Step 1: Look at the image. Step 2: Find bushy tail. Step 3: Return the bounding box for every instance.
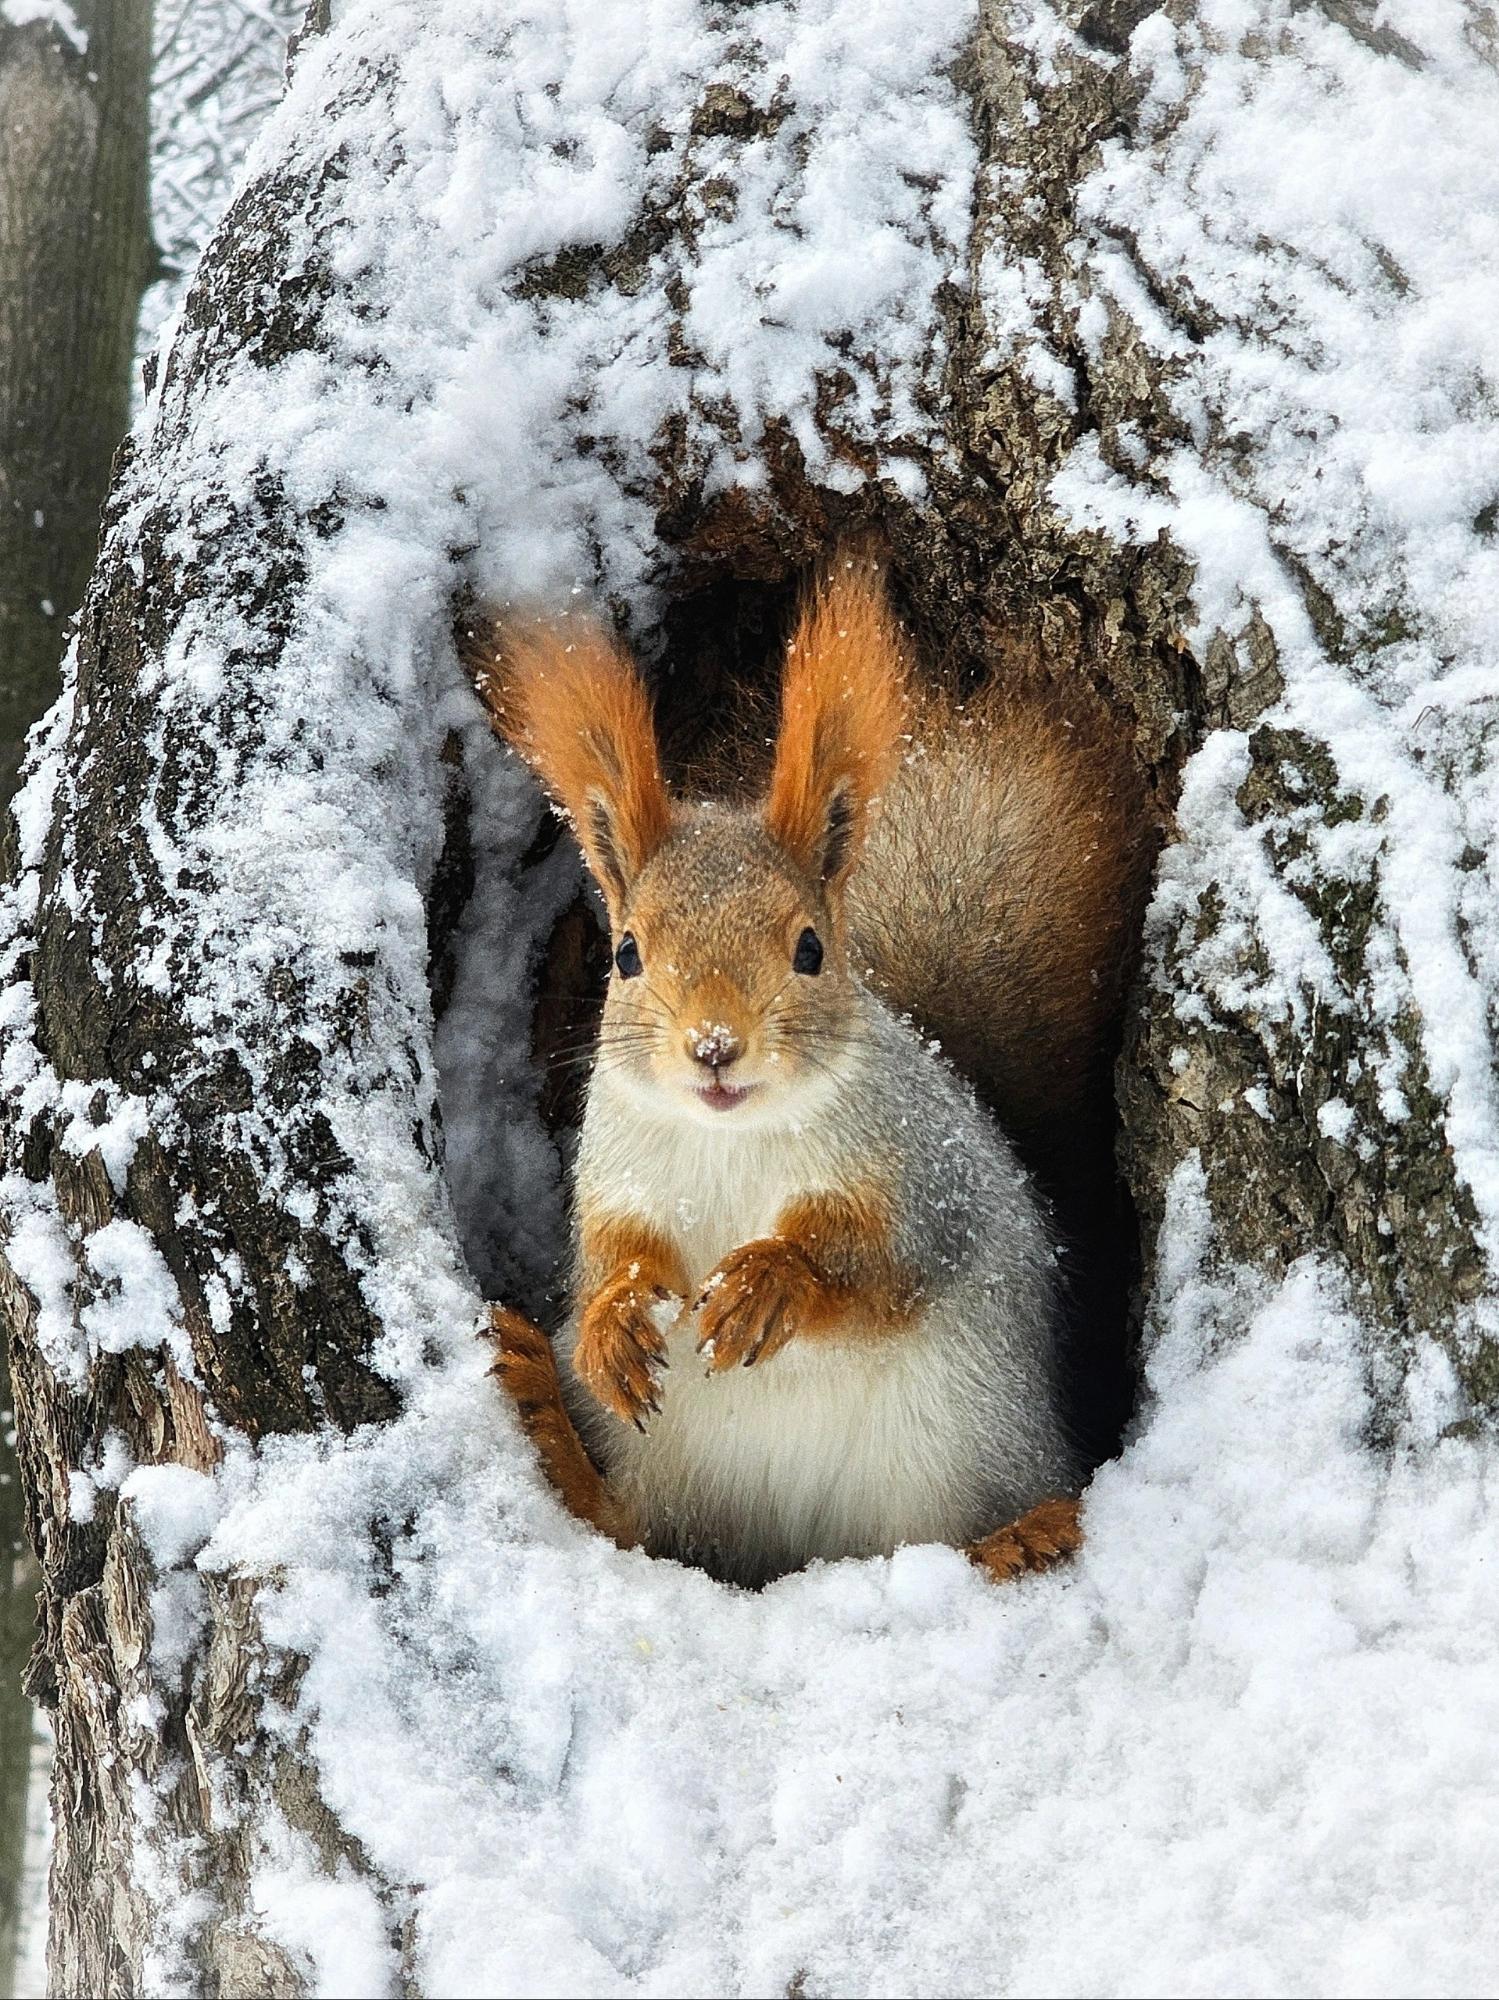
[847,645,1153,1186]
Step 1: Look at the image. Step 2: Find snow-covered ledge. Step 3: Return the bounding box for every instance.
[2,0,1497,1992]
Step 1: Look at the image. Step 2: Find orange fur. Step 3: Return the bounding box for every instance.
[693,1185,922,1371]
[575,1217,690,1428]
[967,1496,1083,1580]
[485,1308,636,1545]
[464,612,672,912]
[765,557,908,886]
[489,1294,1081,1584]
[849,680,1152,1168]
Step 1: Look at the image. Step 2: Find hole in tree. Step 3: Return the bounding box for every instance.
[451,554,1154,1541]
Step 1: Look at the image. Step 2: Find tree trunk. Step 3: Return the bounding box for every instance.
[0,9,154,1990]
[0,0,155,801]
[1,0,1492,1991]
[0,1355,37,2000]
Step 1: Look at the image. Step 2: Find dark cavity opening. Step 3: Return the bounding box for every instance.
[449,556,1152,1486]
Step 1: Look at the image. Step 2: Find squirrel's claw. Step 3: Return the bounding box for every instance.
[741,1298,787,1367]
[575,1280,670,1427]
[694,1240,813,1372]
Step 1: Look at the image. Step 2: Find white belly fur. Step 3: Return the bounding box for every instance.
[569,1091,994,1582]
[601,1309,991,1580]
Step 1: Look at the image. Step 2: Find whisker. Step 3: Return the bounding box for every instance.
[763,970,795,1014]
[611,1000,675,1031]
[543,1032,655,1064]
[543,1033,661,1072]
[640,976,683,1029]
[767,1020,854,1046]
[786,1046,841,1084]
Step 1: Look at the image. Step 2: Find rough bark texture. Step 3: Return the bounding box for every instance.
[3,471,403,1983]
[0,0,156,800]
[0,1357,37,2000]
[0,9,155,1989]
[0,1,1488,1992]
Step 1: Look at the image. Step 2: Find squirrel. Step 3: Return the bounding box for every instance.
[465,554,1149,1589]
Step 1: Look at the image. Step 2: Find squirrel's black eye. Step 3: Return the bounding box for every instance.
[615,932,643,979]
[793,927,823,976]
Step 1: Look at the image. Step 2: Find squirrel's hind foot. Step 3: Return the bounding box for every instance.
[967,1495,1082,1583]
[485,1307,635,1546]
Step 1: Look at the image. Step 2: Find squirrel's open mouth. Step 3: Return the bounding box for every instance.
[697,1080,756,1112]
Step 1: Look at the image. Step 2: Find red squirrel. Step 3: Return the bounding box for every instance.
[465,555,1148,1587]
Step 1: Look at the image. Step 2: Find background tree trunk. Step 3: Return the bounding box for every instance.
[0,1355,37,2000]
[0,10,154,1992]
[1,0,1492,1990]
[0,0,155,800]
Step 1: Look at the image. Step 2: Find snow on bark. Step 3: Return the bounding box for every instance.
[1,0,1497,1993]
[1058,0,1499,1399]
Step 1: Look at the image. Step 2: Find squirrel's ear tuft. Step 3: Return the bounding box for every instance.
[463,611,672,911]
[765,555,907,890]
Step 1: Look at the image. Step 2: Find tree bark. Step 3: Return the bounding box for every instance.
[0,0,155,801]
[0,0,1490,1991]
[0,1356,37,2000]
[0,10,154,1990]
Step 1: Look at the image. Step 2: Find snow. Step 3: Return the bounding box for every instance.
[247,1854,393,2000]
[0,1195,190,1387]
[55,1080,151,1191]
[119,1464,216,1569]
[3,1194,84,1384]
[1150,729,1346,1033]
[199,1182,1499,1999]
[1,0,1498,1992]
[1318,1096,1355,1145]
[1048,0,1499,1259]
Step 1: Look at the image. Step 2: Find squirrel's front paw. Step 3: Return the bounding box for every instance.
[694,1239,821,1372]
[575,1276,673,1428]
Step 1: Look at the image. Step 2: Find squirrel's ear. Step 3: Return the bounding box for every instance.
[765,557,907,891]
[465,612,671,912]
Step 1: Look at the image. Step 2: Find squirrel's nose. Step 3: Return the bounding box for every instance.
[687,1025,743,1072]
